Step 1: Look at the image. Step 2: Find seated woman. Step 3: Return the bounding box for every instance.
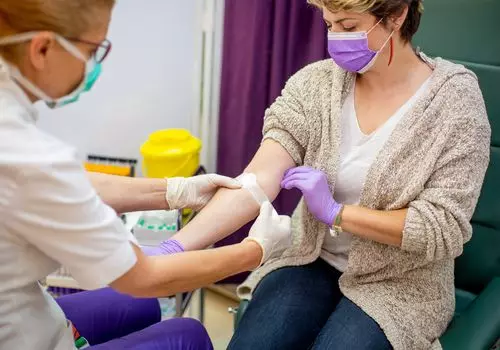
[171,0,491,348]
[0,0,292,349]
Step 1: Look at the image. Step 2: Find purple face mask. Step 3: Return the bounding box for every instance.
[328,19,393,73]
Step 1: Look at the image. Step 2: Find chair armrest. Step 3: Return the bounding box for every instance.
[441,278,500,350]
[235,299,250,329]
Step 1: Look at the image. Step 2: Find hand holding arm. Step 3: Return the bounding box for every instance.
[282,166,404,247]
[245,201,292,266]
[171,140,295,251]
[141,200,291,263]
[166,174,241,211]
[87,172,240,215]
[281,166,342,226]
[112,201,292,297]
[171,65,314,251]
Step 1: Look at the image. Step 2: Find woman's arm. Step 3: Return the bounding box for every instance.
[87,172,168,214]
[111,241,262,297]
[341,206,407,246]
[281,166,407,247]
[171,63,316,250]
[112,201,292,297]
[171,139,296,251]
[283,111,490,260]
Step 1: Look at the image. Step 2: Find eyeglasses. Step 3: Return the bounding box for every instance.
[66,38,113,63]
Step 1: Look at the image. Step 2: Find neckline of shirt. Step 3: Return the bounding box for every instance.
[349,76,432,139]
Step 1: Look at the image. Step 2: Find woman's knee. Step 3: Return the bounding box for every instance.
[253,260,339,299]
[229,262,342,350]
[311,298,392,350]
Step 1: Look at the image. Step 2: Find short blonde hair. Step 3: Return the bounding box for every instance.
[308,0,424,42]
[309,0,379,13]
[0,0,115,61]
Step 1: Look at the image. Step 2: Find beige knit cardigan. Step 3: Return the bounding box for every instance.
[237,53,491,349]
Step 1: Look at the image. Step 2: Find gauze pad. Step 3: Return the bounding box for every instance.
[236,173,269,205]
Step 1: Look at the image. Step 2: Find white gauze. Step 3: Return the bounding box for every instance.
[236,173,269,206]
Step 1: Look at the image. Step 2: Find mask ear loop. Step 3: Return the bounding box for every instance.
[367,18,394,66]
[7,64,55,104]
[55,36,87,62]
[388,37,394,66]
[366,18,384,35]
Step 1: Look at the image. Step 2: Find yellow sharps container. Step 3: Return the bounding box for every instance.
[140,129,202,178]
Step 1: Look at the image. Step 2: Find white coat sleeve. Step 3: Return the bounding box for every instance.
[6,139,138,290]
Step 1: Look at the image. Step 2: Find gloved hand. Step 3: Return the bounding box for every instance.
[167,174,241,211]
[245,201,292,266]
[141,239,184,257]
[281,166,341,226]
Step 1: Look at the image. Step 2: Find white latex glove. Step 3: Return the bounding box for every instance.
[166,174,241,211]
[245,201,292,266]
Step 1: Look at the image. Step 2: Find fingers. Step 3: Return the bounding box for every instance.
[259,201,274,217]
[209,174,242,189]
[279,215,291,228]
[284,166,314,178]
[280,174,309,189]
[258,202,280,224]
[281,179,307,191]
[282,173,310,182]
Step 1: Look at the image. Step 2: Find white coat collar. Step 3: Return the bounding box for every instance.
[0,56,39,122]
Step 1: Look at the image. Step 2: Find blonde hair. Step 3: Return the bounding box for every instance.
[0,0,115,61]
[308,0,424,42]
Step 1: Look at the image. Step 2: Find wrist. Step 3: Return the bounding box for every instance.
[139,177,169,210]
[242,238,264,269]
[324,199,342,226]
[331,204,345,234]
[164,177,185,210]
[154,178,169,210]
[159,239,185,255]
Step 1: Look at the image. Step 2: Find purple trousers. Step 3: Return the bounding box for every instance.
[56,288,213,350]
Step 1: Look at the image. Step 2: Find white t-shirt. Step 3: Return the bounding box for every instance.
[0,60,138,350]
[321,78,430,272]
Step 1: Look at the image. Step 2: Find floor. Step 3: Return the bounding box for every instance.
[184,287,239,350]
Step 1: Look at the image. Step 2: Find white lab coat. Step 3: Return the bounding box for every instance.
[0,58,138,350]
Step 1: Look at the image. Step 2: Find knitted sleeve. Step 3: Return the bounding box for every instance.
[262,64,318,166]
[402,75,491,261]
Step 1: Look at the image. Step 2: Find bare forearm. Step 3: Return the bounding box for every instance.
[173,187,260,250]
[112,241,262,297]
[148,241,261,297]
[172,140,295,250]
[341,205,407,246]
[87,172,168,214]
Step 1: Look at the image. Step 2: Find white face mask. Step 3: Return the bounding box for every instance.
[0,32,102,109]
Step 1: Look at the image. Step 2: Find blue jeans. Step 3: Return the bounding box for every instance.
[229,259,392,350]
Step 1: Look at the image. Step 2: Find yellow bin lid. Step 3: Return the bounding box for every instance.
[140,129,202,159]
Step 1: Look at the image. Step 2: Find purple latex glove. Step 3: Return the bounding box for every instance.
[281,166,342,226]
[141,239,185,257]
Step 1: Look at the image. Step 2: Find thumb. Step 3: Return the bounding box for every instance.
[209,175,242,189]
[259,201,274,218]
[279,215,291,230]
